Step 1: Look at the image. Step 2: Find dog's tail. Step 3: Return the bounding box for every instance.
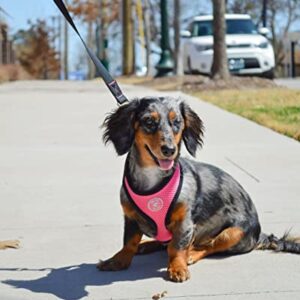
[256,231,300,254]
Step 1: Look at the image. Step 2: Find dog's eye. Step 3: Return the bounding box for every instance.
[142,118,157,132]
[172,118,182,133]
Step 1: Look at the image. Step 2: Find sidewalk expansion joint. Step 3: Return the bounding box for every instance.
[225,157,260,183]
[110,289,300,300]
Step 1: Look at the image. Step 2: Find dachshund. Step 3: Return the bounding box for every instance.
[98,96,300,282]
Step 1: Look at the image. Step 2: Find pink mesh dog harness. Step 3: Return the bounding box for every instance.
[124,163,182,242]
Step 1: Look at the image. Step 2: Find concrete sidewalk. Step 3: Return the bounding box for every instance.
[275,78,300,89]
[0,80,299,300]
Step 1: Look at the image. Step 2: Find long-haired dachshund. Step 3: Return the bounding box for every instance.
[98,96,300,282]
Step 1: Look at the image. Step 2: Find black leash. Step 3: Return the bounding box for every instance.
[53,0,128,105]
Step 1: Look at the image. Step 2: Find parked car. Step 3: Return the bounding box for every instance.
[182,14,275,78]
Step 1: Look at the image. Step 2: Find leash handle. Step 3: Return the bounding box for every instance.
[53,0,128,105]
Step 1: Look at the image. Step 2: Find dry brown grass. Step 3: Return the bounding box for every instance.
[0,64,32,83]
[194,88,300,141]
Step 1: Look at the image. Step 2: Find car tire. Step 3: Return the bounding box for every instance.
[262,68,275,79]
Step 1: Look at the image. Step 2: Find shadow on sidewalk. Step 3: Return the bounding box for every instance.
[1,253,167,300]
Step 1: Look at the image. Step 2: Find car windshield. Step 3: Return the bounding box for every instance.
[192,19,257,36]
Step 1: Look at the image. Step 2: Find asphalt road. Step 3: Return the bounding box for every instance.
[0,80,300,300]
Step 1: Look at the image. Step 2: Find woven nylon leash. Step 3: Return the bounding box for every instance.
[53,0,128,105]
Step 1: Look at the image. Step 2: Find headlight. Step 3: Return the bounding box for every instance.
[256,41,269,49]
[194,44,212,52]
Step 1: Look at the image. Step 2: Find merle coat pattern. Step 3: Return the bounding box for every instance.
[99,96,300,282]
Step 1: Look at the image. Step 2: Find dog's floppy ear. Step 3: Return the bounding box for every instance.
[103,99,139,155]
[180,102,204,156]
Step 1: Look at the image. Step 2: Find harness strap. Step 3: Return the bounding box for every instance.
[53,0,128,105]
[123,164,182,242]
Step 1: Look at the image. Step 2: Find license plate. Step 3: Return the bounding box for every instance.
[228,58,245,70]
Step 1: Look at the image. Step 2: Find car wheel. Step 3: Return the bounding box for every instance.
[262,68,275,79]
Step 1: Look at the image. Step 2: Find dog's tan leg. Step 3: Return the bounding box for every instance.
[167,203,193,282]
[0,240,20,250]
[167,244,189,282]
[137,239,167,255]
[98,211,143,271]
[97,232,142,271]
[187,227,244,265]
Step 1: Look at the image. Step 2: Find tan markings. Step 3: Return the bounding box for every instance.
[135,128,160,167]
[122,202,137,219]
[167,244,190,282]
[166,202,190,281]
[98,233,142,271]
[134,111,184,166]
[169,110,184,147]
[167,202,187,231]
[168,110,177,122]
[150,111,160,120]
[187,227,245,265]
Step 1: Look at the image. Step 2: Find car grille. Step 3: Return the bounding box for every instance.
[227,44,252,48]
[243,58,260,69]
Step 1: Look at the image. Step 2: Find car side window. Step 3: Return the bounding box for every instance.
[192,21,213,37]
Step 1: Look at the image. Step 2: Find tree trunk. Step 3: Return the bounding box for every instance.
[211,0,230,80]
[122,0,134,75]
[100,0,109,71]
[143,0,151,75]
[87,20,95,79]
[174,0,181,75]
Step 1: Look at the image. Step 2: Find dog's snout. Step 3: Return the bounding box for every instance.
[161,145,176,157]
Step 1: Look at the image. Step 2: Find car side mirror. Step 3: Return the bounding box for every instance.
[180,30,191,38]
[258,27,270,36]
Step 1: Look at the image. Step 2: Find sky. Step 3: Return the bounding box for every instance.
[0,0,58,33]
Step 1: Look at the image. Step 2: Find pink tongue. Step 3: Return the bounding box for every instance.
[158,159,174,171]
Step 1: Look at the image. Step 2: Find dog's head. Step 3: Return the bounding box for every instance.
[103,97,204,170]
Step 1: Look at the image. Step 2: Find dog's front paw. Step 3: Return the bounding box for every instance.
[97,257,130,271]
[167,265,190,282]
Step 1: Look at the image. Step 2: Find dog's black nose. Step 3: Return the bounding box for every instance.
[161,145,175,157]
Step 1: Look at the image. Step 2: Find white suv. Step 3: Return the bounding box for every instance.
[182,14,275,78]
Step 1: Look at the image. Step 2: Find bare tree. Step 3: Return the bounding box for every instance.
[122,0,134,75]
[211,0,230,80]
[268,0,300,74]
[143,0,151,75]
[15,20,60,79]
[173,0,180,75]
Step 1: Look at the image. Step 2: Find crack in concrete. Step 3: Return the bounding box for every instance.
[112,289,300,300]
[225,157,260,183]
